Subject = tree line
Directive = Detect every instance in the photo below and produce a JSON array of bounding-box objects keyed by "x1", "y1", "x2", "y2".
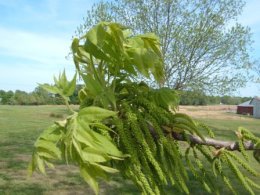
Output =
[
  {"x1": 179, "y1": 91, "x2": 252, "y2": 105},
  {"x1": 0, "y1": 87, "x2": 79, "y2": 105},
  {"x1": 0, "y1": 87, "x2": 251, "y2": 106}
]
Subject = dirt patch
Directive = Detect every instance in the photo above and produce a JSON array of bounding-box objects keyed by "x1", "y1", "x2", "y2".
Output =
[
  {"x1": 0, "y1": 164, "x2": 88, "y2": 192},
  {"x1": 15, "y1": 154, "x2": 30, "y2": 162},
  {"x1": 178, "y1": 105, "x2": 254, "y2": 121},
  {"x1": 0, "y1": 161, "x2": 8, "y2": 169}
]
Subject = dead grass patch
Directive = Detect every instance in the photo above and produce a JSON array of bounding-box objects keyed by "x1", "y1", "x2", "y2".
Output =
[{"x1": 178, "y1": 105, "x2": 254, "y2": 121}]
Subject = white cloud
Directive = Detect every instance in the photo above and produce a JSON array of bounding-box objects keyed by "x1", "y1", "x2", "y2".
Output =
[
  {"x1": 0, "y1": 26, "x2": 76, "y2": 91},
  {"x1": 0, "y1": 61, "x2": 75, "y2": 92},
  {"x1": 0, "y1": 26, "x2": 72, "y2": 67},
  {"x1": 0, "y1": 0, "x2": 99, "y2": 92}
]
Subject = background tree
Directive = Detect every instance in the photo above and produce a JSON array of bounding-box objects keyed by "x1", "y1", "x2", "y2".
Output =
[
  {"x1": 179, "y1": 91, "x2": 251, "y2": 105},
  {"x1": 76, "y1": 0, "x2": 254, "y2": 94},
  {"x1": 0, "y1": 87, "x2": 78, "y2": 105},
  {"x1": 253, "y1": 62, "x2": 260, "y2": 84},
  {"x1": 179, "y1": 90, "x2": 208, "y2": 105},
  {"x1": 32, "y1": 86, "x2": 52, "y2": 105},
  {"x1": 11, "y1": 90, "x2": 31, "y2": 105},
  {"x1": 0, "y1": 90, "x2": 13, "y2": 104}
]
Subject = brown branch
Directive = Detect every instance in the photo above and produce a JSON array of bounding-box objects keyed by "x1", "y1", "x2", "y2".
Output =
[
  {"x1": 148, "y1": 124, "x2": 257, "y2": 151},
  {"x1": 171, "y1": 132, "x2": 256, "y2": 151}
]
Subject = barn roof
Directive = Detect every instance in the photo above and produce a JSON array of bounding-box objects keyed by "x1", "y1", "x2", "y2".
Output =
[
  {"x1": 249, "y1": 96, "x2": 260, "y2": 105},
  {"x1": 251, "y1": 96, "x2": 260, "y2": 102},
  {"x1": 238, "y1": 100, "x2": 253, "y2": 107}
]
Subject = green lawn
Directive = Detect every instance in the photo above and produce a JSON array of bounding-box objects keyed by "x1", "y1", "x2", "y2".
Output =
[
  {"x1": 196, "y1": 114, "x2": 260, "y2": 140},
  {"x1": 0, "y1": 105, "x2": 139, "y2": 195},
  {"x1": 0, "y1": 105, "x2": 259, "y2": 194}
]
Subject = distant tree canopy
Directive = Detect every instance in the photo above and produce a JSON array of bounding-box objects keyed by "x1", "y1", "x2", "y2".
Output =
[
  {"x1": 0, "y1": 90, "x2": 14, "y2": 104},
  {"x1": 76, "y1": 0, "x2": 254, "y2": 94},
  {"x1": 0, "y1": 88, "x2": 250, "y2": 106},
  {"x1": 179, "y1": 91, "x2": 251, "y2": 106},
  {"x1": 254, "y1": 63, "x2": 260, "y2": 84},
  {"x1": 0, "y1": 85, "x2": 251, "y2": 106},
  {"x1": 0, "y1": 86, "x2": 80, "y2": 105}
]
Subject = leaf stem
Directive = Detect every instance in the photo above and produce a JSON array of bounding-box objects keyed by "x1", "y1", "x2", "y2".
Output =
[
  {"x1": 90, "y1": 54, "x2": 102, "y2": 85},
  {"x1": 64, "y1": 98, "x2": 74, "y2": 114}
]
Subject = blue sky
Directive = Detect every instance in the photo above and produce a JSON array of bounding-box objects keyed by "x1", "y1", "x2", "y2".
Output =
[{"x1": 0, "y1": 0, "x2": 259, "y2": 96}]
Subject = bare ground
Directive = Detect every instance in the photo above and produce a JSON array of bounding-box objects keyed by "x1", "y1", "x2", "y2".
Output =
[{"x1": 178, "y1": 105, "x2": 254, "y2": 121}]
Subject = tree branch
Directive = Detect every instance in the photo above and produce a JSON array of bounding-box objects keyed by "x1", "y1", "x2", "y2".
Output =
[
  {"x1": 171, "y1": 132, "x2": 256, "y2": 151},
  {"x1": 148, "y1": 124, "x2": 256, "y2": 151}
]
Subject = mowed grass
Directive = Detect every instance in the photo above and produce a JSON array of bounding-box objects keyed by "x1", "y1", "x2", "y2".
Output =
[
  {"x1": 0, "y1": 105, "x2": 139, "y2": 195},
  {"x1": 0, "y1": 105, "x2": 259, "y2": 194}
]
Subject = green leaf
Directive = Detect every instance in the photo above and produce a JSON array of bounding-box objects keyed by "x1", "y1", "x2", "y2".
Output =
[
  {"x1": 91, "y1": 162, "x2": 119, "y2": 173},
  {"x1": 59, "y1": 70, "x2": 67, "y2": 88},
  {"x1": 108, "y1": 23, "x2": 125, "y2": 49},
  {"x1": 74, "y1": 123, "x2": 96, "y2": 147},
  {"x1": 71, "y1": 38, "x2": 79, "y2": 52},
  {"x1": 78, "y1": 47, "x2": 91, "y2": 62},
  {"x1": 44, "y1": 161, "x2": 55, "y2": 169},
  {"x1": 72, "y1": 139, "x2": 83, "y2": 156},
  {"x1": 139, "y1": 33, "x2": 162, "y2": 56},
  {"x1": 39, "y1": 125, "x2": 62, "y2": 142},
  {"x1": 90, "y1": 122, "x2": 116, "y2": 133},
  {"x1": 173, "y1": 113, "x2": 205, "y2": 141},
  {"x1": 55, "y1": 120, "x2": 67, "y2": 128},
  {"x1": 78, "y1": 106, "x2": 116, "y2": 122},
  {"x1": 87, "y1": 22, "x2": 107, "y2": 46},
  {"x1": 37, "y1": 149, "x2": 59, "y2": 160},
  {"x1": 153, "y1": 87, "x2": 179, "y2": 109},
  {"x1": 39, "y1": 84, "x2": 60, "y2": 94},
  {"x1": 40, "y1": 71, "x2": 77, "y2": 101},
  {"x1": 126, "y1": 47, "x2": 150, "y2": 77},
  {"x1": 91, "y1": 130, "x2": 124, "y2": 157},
  {"x1": 81, "y1": 147, "x2": 109, "y2": 163},
  {"x1": 253, "y1": 142, "x2": 260, "y2": 163},
  {"x1": 86, "y1": 22, "x2": 125, "y2": 63},
  {"x1": 35, "y1": 140, "x2": 61, "y2": 159},
  {"x1": 64, "y1": 72, "x2": 77, "y2": 97},
  {"x1": 80, "y1": 166, "x2": 99, "y2": 195},
  {"x1": 27, "y1": 154, "x2": 37, "y2": 176},
  {"x1": 36, "y1": 154, "x2": 46, "y2": 174},
  {"x1": 84, "y1": 41, "x2": 110, "y2": 62},
  {"x1": 78, "y1": 88, "x2": 88, "y2": 102},
  {"x1": 82, "y1": 74, "x2": 103, "y2": 97}
]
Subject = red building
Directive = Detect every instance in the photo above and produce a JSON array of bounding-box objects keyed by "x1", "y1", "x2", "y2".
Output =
[{"x1": 237, "y1": 100, "x2": 253, "y2": 115}]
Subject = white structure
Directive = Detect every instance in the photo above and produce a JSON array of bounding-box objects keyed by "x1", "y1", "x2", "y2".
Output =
[{"x1": 250, "y1": 97, "x2": 260, "y2": 118}]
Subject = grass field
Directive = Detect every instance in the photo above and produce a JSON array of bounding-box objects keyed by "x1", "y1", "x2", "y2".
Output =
[{"x1": 0, "y1": 105, "x2": 259, "y2": 194}]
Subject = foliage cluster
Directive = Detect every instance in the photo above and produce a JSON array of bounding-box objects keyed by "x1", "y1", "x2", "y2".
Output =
[{"x1": 30, "y1": 22, "x2": 260, "y2": 195}]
